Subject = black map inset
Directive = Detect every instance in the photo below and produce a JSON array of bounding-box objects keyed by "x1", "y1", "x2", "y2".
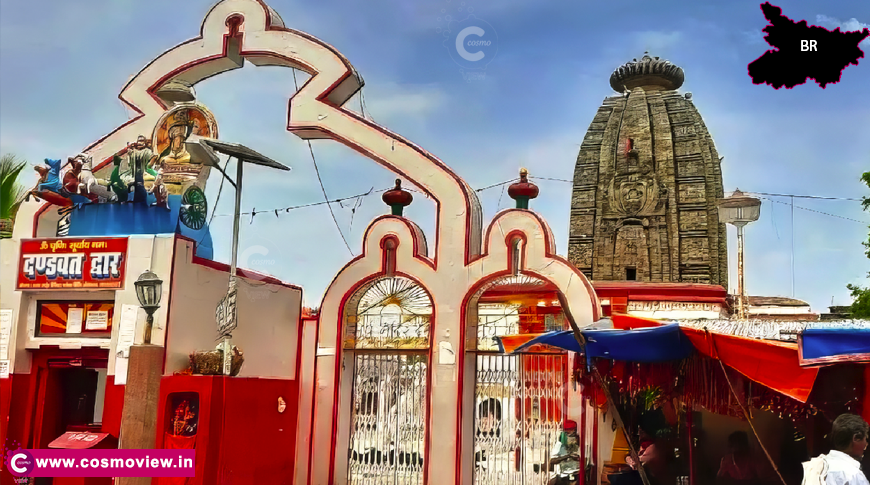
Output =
[{"x1": 748, "y1": 2, "x2": 869, "y2": 89}]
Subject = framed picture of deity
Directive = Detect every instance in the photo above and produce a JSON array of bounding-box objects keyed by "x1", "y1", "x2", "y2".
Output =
[{"x1": 149, "y1": 102, "x2": 219, "y2": 195}]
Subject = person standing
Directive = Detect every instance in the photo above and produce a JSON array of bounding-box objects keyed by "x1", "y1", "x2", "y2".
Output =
[
  {"x1": 717, "y1": 431, "x2": 758, "y2": 484},
  {"x1": 802, "y1": 413, "x2": 869, "y2": 485},
  {"x1": 626, "y1": 427, "x2": 667, "y2": 484}
]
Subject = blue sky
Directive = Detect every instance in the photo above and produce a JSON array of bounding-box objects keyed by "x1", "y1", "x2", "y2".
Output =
[{"x1": 1, "y1": 0, "x2": 868, "y2": 312}]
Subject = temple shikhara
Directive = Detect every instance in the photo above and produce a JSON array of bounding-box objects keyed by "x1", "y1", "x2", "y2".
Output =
[
  {"x1": 568, "y1": 54, "x2": 727, "y2": 287},
  {"x1": 0, "y1": 1, "x2": 867, "y2": 485}
]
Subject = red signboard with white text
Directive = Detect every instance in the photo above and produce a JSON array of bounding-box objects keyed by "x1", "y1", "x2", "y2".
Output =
[{"x1": 17, "y1": 238, "x2": 129, "y2": 290}]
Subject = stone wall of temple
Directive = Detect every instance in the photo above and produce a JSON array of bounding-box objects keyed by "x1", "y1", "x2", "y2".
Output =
[{"x1": 568, "y1": 54, "x2": 727, "y2": 287}]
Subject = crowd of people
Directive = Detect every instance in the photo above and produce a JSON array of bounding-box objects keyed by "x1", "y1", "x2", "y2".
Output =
[{"x1": 602, "y1": 413, "x2": 870, "y2": 485}]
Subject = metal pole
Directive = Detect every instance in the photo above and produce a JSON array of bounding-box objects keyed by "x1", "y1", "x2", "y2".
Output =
[
  {"x1": 737, "y1": 224, "x2": 745, "y2": 319},
  {"x1": 223, "y1": 157, "x2": 243, "y2": 376},
  {"x1": 144, "y1": 313, "x2": 153, "y2": 345},
  {"x1": 590, "y1": 365, "x2": 652, "y2": 485},
  {"x1": 559, "y1": 293, "x2": 650, "y2": 485},
  {"x1": 230, "y1": 156, "x2": 243, "y2": 277}
]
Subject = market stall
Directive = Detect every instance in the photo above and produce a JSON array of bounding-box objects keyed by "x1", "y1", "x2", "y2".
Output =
[{"x1": 495, "y1": 316, "x2": 869, "y2": 485}]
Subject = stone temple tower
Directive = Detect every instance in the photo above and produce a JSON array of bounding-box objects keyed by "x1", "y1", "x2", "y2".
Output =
[{"x1": 567, "y1": 53, "x2": 727, "y2": 286}]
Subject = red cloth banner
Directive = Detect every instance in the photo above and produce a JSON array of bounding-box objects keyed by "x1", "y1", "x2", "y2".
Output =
[
  {"x1": 611, "y1": 313, "x2": 662, "y2": 330},
  {"x1": 681, "y1": 327, "x2": 819, "y2": 403},
  {"x1": 497, "y1": 334, "x2": 540, "y2": 353},
  {"x1": 17, "y1": 237, "x2": 128, "y2": 290},
  {"x1": 158, "y1": 434, "x2": 196, "y2": 485}
]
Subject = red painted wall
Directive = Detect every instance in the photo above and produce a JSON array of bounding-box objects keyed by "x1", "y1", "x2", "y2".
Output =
[
  {"x1": 154, "y1": 375, "x2": 299, "y2": 485},
  {"x1": 0, "y1": 377, "x2": 11, "y2": 450},
  {"x1": 863, "y1": 365, "x2": 870, "y2": 424},
  {"x1": 1, "y1": 349, "x2": 124, "y2": 485},
  {"x1": 101, "y1": 375, "x2": 126, "y2": 438}
]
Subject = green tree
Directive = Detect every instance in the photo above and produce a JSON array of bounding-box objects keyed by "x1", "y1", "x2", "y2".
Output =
[
  {"x1": 0, "y1": 153, "x2": 29, "y2": 238},
  {"x1": 847, "y1": 169, "x2": 870, "y2": 318}
]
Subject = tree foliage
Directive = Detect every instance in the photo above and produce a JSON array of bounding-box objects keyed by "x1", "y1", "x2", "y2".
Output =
[
  {"x1": 848, "y1": 169, "x2": 870, "y2": 318},
  {"x1": 848, "y1": 283, "x2": 870, "y2": 318},
  {"x1": 0, "y1": 153, "x2": 29, "y2": 220}
]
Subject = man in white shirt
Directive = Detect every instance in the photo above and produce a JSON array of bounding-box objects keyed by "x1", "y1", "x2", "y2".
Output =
[{"x1": 803, "y1": 413, "x2": 870, "y2": 485}]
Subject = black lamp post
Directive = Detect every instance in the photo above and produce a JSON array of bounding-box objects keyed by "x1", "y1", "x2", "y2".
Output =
[{"x1": 134, "y1": 270, "x2": 163, "y2": 344}]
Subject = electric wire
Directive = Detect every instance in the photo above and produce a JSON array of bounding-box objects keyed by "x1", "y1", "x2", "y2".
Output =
[
  {"x1": 198, "y1": 157, "x2": 231, "y2": 247},
  {"x1": 760, "y1": 197, "x2": 866, "y2": 224},
  {"x1": 211, "y1": 179, "x2": 515, "y2": 218},
  {"x1": 294, "y1": 68, "x2": 354, "y2": 256},
  {"x1": 208, "y1": 179, "x2": 868, "y2": 227},
  {"x1": 528, "y1": 176, "x2": 863, "y2": 201}
]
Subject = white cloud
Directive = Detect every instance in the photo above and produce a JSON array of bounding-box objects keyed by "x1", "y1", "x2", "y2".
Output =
[
  {"x1": 741, "y1": 30, "x2": 766, "y2": 46},
  {"x1": 816, "y1": 14, "x2": 870, "y2": 48},
  {"x1": 355, "y1": 83, "x2": 447, "y2": 121}
]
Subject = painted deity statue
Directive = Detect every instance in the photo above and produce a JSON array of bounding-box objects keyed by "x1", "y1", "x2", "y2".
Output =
[
  {"x1": 170, "y1": 400, "x2": 197, "y2": 437},
  {"x1": 63, "y1": 160, "x2": 85, "y2": 197},
  {"x1": 109, "y1": 155, "x2": 131, "y2": 203},
  {"x1": 127, "y1": 135, "x2": 158, "y2": 204},
  {"x1": 148, "y1": 166, "x2": 170, "y2": 210},
  {"x1": 160, "y1": 110, "x2": 194, "y2": 167}
]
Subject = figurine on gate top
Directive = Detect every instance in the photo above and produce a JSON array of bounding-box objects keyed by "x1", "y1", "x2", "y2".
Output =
[{"x1": 29, "y1": 102, "x2": 219, "y2": 210}]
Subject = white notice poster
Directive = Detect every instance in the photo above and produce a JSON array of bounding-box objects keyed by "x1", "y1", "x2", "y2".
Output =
[
  {"x1": 0, "y1": 309, "x2": 12, "y2": 360},
  {"x1": 85, "y1": 311, "x2": 109, "y2": 331},
  {"x1": 0, "y1": 360, "x2": 8, "y2": 379},
  {"x1": 113, "y1": 304, "x2": 139, "y2": 385},
  {"x1": 66, "y1": 308, "x2": 84, "y2": 334}
]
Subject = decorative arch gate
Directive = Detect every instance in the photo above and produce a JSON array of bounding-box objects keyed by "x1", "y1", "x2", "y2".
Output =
[
  {"x1": 343, "y1": 276, "x2": 433, "y2": 485},
  {"x1": 470, "y1": 275, "x2": 570, "y2": 485}
]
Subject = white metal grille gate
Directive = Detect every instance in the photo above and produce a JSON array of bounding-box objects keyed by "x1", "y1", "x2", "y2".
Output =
[
  {"x1": 474, "y1": 354, "x2": 567, "y2": 485},
  {"x1": 347, "y1": 353, "x2": 427, "y2": 485}
]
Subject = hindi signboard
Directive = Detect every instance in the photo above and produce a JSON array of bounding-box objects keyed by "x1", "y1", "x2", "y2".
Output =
[{"x1": 17, "y1": 238, "x2": 128, "y2": 290}]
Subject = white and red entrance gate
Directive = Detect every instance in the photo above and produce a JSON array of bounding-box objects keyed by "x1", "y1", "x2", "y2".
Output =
[{"x1": 344, "y1": 276, "x2": 433, "y2": 485}]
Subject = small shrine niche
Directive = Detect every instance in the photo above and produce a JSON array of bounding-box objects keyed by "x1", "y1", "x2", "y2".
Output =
[
  {"x1": 627, "y1": 138, "x2": 639, "y2": 165},
  {"x1": 167, "y1": 392, "x2": 199, "y2": 437}
]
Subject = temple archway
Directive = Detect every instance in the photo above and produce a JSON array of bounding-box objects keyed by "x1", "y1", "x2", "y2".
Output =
[
  {"x1": 462, "y1": 273, "x2": 572, "y2": 485},
  {"x1": 340, "y1": 275, "x2": 434, "y2": 484}
]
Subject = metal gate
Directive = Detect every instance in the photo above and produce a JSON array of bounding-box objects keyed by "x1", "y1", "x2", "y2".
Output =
[
  {"x1": 473, "y1": 354, "x2": 567, "y2": 485},
  {"x1": 347, "y1": 353, "x2": 427, "y2": 485}
]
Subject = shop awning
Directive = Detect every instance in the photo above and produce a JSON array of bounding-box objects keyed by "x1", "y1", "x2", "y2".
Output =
[
  {"x1": 495, "y1": 323, "x2": 695, "y2": 363},
  {"x1": 798, "y1": 327, "x2": 870, "y2": 366},
  {"x1": 496, "y1": 313, "x2": 820, "y2": 403},
  {"x1": 681, "y1": 326, "x2": 819, "y2": 403}
]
